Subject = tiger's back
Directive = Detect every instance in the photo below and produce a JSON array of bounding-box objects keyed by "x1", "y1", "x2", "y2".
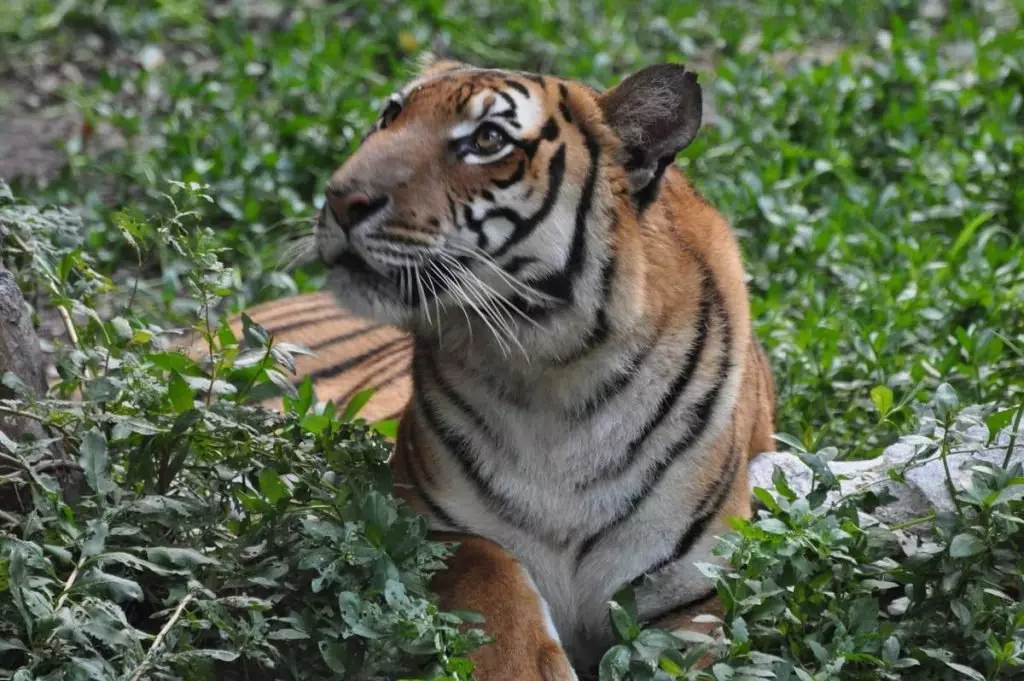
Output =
[{"x1": 233, "y1": 291, "x2": 412, "y2": 423}]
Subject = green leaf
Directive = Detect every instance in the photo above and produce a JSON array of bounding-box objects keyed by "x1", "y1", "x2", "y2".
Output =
[
  {"x1": 146, "y1": 547, "x2": 219, "y2": 568},
  {"x1": 80, "y1": 428, "x2": 115, "y2": 494},
  {"x1": 608, "y1": 601, "x2": 638, "y2": 643},
  {"x1": 146, "y1": 351, "x2": 198, "y2": 374},
  {"x1": 712, "y1": 663, "x2": 735, "y2": 680},
  {"x1": 752, "y1": 487, "x2": 780, "y2": 513},
  {"x1": 950, "y1": 211, "x2": 992, "y2": 260},
  {"x1": 944, "y1": 662, "x2": 986, "y2": 681},
  {"x1": 341, "y1": 388, "x2": 375, "y2": 421},
  {"x1": 84, "y1": 570, "x2": 143, "y2": 602},
  {"x1": 258, "y1": 468, "x2": 290, "y2": 504},
  {"x1": 295, "y1": 375, "x2": 315, "y2": 417},
  {"x1": 372, "y1": 418, "x2": 399, "y2": 439},
  {"x1": 870, "y1": 385, "x2": 893, "y2": 416},
  {"x1": 934, "y1": 383, "x2": 960, "y2": 421},
  {"x1": 1, "y1": 371, "x2": 31, "y2": 397},
  {"x1": 949, "y1": 532, "x2": 986, "y2": 558},
  {"x1": 985, "y1": 406, "x2": 1019, "y2": 443},
  {"x1": 882, "y1": 635, "x2": 900, "y2": 664},
  {"x1": 111, "y1": 316, "x2": 133, "y2": 341},
  {"x1": 168, "y1": 370, "x2": 195, "y2": 413},
  {"x1": 756, "y1": 518, "x2": 789, "y2": 535},
  {"x1": 599, "y1": 645, "x2": 631, "y2": 681},
  {"x1": 301, "y1": 413, "x2": 331, "y2": 435},
  {"x1": 772, "y1": 432, "x2": 807, "y2": 453}
]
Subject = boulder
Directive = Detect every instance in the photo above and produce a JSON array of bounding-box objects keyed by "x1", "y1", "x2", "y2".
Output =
[{"x1": 748, "y1": 424, "x2": 1024, "y2": 527}]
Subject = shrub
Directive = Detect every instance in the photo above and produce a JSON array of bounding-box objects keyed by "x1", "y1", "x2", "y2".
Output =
[{"x1": 0, "y1": 182, "x2": 485, "y2": 681}]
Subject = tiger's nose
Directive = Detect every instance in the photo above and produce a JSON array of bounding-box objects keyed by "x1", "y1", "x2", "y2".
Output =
[{"x1": 324, "y1": 187, "x2": 387, "y2": 233}]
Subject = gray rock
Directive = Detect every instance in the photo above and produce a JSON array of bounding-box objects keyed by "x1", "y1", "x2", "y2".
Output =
[{"x1": 747, "y1": 426, "x2": 1024, "y2": 528}]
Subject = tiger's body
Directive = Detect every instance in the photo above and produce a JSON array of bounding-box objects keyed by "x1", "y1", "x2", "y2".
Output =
[{"x1": 233, "y1": 58, "x2": 775, "y2": 679}]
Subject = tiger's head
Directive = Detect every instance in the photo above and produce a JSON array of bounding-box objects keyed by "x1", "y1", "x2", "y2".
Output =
[{"x1": 314, "y1": 57, "x2": 702, "y2": 354}]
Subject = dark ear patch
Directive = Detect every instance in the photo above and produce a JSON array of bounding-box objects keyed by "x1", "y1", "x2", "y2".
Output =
[{"x1": 598, "y1": 64, "x2": 702, "y2": 194}]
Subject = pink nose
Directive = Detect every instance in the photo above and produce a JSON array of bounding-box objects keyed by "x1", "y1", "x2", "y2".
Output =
[{"x1": 325, "y1": 188, "x2": 385, "y2": 233}]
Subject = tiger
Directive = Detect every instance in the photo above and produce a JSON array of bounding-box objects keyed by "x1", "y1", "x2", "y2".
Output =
[{"x1": 230, "y1": 56, "x2": 776, "y2": 680}]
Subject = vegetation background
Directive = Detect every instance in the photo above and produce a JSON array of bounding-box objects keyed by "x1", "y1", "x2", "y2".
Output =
[{"x1": 0, "y1": 1, "x2": 1021, "y2": 680}]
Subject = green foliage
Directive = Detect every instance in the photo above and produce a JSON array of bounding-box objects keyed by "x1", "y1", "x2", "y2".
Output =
[
  {"x1": 4, "y1": 0, "x2": 1022, "y2": 456},
  {"x1": 600, "y1": 392, "x2": 1024, "y2": 680},
  {"x1": 2, "y1": 0, "x2": 1023, "y2": 678},
  {"x1": 0, "y1": 184, "x2": 485, "y2": 680}
]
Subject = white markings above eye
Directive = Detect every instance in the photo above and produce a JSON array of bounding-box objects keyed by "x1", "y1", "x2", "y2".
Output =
[
  {"x1": 450, "y1": 120, "x2": 481, "y2": 139},
  {"x1": 447, "y1": 87, "x2": 543, "y2": 142}
]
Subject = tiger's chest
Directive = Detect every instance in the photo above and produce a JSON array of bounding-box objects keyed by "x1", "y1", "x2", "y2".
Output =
[{"x1": 412, "y1": 343, "x2": 741, "y2": 664}]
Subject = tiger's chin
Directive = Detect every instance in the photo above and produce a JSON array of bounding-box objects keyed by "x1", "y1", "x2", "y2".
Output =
[{"x1": 324, "y1": 261, "x2": 416, "y2": 328}]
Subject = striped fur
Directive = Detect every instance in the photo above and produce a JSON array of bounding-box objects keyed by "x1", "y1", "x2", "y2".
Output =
[{"x1": 231, "y1": 59, "x2": 776, "y2": 677}]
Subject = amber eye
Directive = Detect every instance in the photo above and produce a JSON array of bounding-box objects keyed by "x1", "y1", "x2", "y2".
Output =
[
  {"x1": 471, "y1": 124, "x2": 509, "y2": 155},
  {"x1": 379, "y1": 101, "x2": 401, "y2": 130}
]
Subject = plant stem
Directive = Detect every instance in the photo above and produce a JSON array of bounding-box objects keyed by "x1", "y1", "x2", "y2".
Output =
[
  {"x1": 1001, "y1": 399, "x2": 1023, "y2": 469},
  {"x1": 939, "y1": 420, "x2": 964, "y2": 516},
  {"x1": 889, "y1": 512, "x2": 936, "y2": 531},
  {"x1": 126, "y1": 592, "x2": 196, "y2": 681}
]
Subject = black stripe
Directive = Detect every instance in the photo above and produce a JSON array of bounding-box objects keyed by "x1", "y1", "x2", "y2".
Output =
[
  {"x1": 539, "y1": 117, "x2": 559, "y2": 141},
  {"x1": 308, "y1": 324, "x2": 385, "y2": 352},
  {"x1": 404, "y1": 435, "x2": 463, "y2": 531},
  {"x1": 628, "y1": 423, "x2": 740, "y2": 583},
  {"x1": 565, "y1": 124, "x2": 601, "y2": 299},
  {"x1": 492, "y1": 144, "x2": 566, "y2": 258},
  {"x1": 413, "y1": 349, "x2": 538, "y2": 535},
  {"x1": 257, "y1": 308, "x2": 347, "y2": 335},
  {"x1": 504, "y1": 255, "x2": 539, "y2": 276},
  {"x1": 575, "y1": 301, "x2": 733, "y2": 569},
  {"x1": 504, "y1": 80, "x2": 530, "y2": 98},
  {"x1": 303, "y1": 338, "x2": 411, "y2": 382},
  {"x1": 496, "y1": 90, "x2": 518, "y2": 112},
  {"x1": 504, "y1": 123, "x2": 601, "y2": 320},
  {"x1": 493, "y1": 160, "x2": 525, "y2": 189},
  {"x1": 553, "y1": 253, "x2": 616, "y2": 365},
  {"x1": 568, "y1": 340, "x2": 655, "y2": 419},
  {"x1": 634, "y1": 156, "x2": 674, "y2": 214},
  {"x1": 647, "y1": 586, "x2": 719, "y2": 627},
  {"x1": 558, "y1": 83, "x2": 573, "y2": 122},
  {"x1": 577, "y1": 264, "x2": 717, "y2": 489}
]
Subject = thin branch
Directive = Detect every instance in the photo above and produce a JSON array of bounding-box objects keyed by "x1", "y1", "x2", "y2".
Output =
[
  {"x1": 57, "y1": 304, "x2": 81, "y2": 349},
  {"x1": 54, "y1": 552, "x2": 87, "y2": 611},
  {"x1": 126, "y1": 592, "x2": 196, "y2": 681}
]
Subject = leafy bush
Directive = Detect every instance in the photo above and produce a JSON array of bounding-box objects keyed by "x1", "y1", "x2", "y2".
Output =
[
  {"x1": 5, "y1": 0, "x2": 1022, "y2": 456},
  {"x1": 2, "y1": 0, "x2": 1023, "y2": 679},
  {"x1": 0, "y1": 182, "x2": 485, "y2": 680},
  {"x1": 600, "y1": 396, "x2": 1024, "y2": 681}
]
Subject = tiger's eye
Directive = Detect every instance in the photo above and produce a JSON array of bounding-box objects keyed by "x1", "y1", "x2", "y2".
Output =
[{"x1": 472, "y1": 124, "x2": 508, "y2": 154}]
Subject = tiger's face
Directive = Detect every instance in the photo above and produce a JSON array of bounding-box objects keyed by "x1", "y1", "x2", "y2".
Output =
[{"x1": 314, "y1": 58, "x2": 701, "y2": 344}]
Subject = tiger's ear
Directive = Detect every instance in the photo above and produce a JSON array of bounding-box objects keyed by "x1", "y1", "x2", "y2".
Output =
[
  {"x1": 598, "y1": 64, "x2": 702, "y2": 194},
  {"x1": 416, "y1": 51, "x2": 473, "y2": 78}
]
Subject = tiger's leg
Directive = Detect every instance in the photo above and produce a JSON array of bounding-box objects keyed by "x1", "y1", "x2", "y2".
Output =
[
  {"x1": 390, "y1": 418, "x2": 576, "y2": 681},
  {"x1": 430, "y1": 532, "x2": 578, "y2": 681}
]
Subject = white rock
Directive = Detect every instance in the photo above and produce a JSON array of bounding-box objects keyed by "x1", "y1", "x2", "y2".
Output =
[{"x1": 747, "y1": 425, "x2": 1024, "y2": 529}]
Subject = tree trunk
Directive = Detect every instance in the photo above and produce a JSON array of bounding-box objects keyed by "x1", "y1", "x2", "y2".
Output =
[{"x1": 0, "y1": 267, "x2": 80, "y2": 512}]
